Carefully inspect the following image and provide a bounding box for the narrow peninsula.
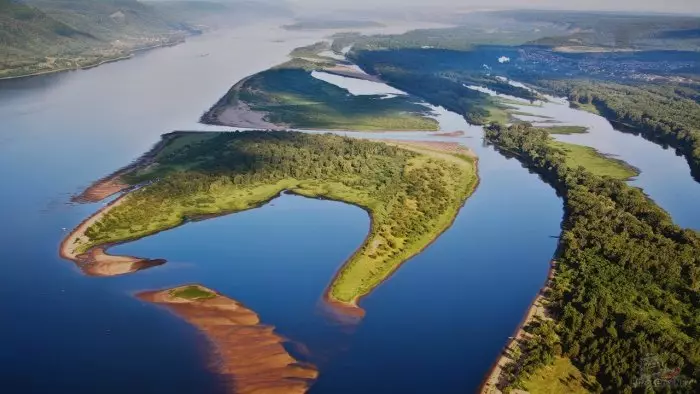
[62,131,478,311]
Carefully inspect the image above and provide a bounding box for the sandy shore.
[217,102,285,130]
[60,193,164,276]
[138,285,318,394]
[479,261,556,394]
[432,130,466,137]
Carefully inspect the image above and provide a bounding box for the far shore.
[0,38,185,81]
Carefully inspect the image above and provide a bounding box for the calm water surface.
[5,19,688,394]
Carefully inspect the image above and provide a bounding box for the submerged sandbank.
[138,285,318,394]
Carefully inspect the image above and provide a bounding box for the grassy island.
[67,131,477,307]
[483,124,700,393]
[201,43,438,131]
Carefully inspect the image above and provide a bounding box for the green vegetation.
[543,126,588,135]
[79,131,477,304]
[0,0,287,78]
[520,356,597,394]
[288,41,333,61]
[170,285,216,300]
[237,68,438,131]
[543,80,700,182]
[0,0,186,78]
[550,141,638,180]
[485,124,700,393]
[347,48,539,125]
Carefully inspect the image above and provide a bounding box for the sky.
[285,0,700,14]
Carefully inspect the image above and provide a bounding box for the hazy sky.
[286,0,700,14]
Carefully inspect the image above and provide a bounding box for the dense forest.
[349,48,538,125]
[539,80,700,182]
[79,131,476,304]
[484,124,700,393]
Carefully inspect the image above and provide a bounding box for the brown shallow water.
[139,285,318,394]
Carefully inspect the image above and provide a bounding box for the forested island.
[483,124,699,393]
[63,131,477,309]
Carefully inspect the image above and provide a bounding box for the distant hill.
[0,0,291,79]
[283,19,385,31]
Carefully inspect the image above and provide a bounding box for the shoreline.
[62,135,478,319]
[59,191,164,276]
[0,38,185,82]
[73,131,186,203]
[138,285,318,394]
[478,261,556,394]
[320,141,480,317]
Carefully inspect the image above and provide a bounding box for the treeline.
[541,79,700,182]
[485,124,700,393]
[83,131,474,303]
[349,48,538,125]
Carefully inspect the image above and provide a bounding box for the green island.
[201,43,439,131]
[542,126,588,135]
[549,141,638,180]
[170,285,217,300]
[484,124,700,393]
[73,131,477,306]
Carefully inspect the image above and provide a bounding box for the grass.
[569,101,601,115]
[170,285,216,300]
[76,132,478,306]
[238,68,438,131]
[550,141,638,180]
[520,357,596,394]
[543,126,589,135]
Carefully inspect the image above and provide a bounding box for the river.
[1,19,687,394]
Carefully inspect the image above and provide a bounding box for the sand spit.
[138,285,318,394]
[480,262,556,394]
[320,65,383,83]
[60,193,163,276]
[432,130,466,137]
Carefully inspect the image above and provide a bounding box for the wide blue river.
[0,21,694,394]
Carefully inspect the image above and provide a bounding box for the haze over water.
[0,18,696,393]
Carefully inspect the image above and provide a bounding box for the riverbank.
[480,262,555,394]
[138,285,318,394]
[62,132,479,316]
[60,192,164,276]
[0,39,185,81]
[321,139,479,314]
[73,131,189,203]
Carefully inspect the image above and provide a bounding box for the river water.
[0,19,691,394]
